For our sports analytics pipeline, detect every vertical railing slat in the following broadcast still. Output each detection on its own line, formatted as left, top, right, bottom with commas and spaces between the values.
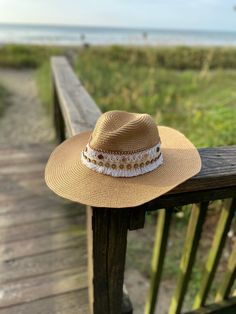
215, 241, 236, 302
193, 198, 236, 309
184, 297, 236, 314
169, 202, 209, 314
145, 208, 173, 314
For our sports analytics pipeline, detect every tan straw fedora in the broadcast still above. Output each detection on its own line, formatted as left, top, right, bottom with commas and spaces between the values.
45, 110, 201, 208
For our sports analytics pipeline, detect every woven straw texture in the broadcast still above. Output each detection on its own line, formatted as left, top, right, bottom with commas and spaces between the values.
90, 111, 160, 152
45, 111, 201, 208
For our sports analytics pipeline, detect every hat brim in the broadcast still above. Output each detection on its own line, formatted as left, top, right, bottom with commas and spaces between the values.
45, 126, 201, 208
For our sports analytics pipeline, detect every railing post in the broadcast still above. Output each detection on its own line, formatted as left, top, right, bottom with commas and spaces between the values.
87, 206, 145, 314
52, 78, 65, 143
87, 206, 129, 314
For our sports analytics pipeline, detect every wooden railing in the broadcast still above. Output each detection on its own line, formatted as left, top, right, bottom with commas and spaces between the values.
51, 56, 236, 314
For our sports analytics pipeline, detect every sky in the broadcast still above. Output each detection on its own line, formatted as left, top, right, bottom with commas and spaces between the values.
0, 0, 236, 31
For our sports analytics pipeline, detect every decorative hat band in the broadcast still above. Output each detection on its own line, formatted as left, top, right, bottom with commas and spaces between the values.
81, 142, 163, 177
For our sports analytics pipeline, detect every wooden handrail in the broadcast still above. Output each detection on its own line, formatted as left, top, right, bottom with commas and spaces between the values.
171, 146, 236, 193
51, 56, 101, 137
51, 56, 133, 314
51, 56, 236, 314
51, 58, 236, 197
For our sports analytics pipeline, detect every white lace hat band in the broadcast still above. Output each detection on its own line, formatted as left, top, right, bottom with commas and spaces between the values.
81, 142, 163, 177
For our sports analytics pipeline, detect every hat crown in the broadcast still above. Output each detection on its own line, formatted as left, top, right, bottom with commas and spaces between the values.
90, 111, 160, 152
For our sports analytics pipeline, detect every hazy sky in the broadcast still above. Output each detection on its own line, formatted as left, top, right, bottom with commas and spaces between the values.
0, 0, 236, 31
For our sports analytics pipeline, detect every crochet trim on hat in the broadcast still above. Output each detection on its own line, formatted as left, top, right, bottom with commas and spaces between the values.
81, 142, 163, 177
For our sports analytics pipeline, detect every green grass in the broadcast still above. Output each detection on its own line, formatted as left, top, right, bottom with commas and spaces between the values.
76, 45, 236, 70
3, 44, 236, 69
0, 44, 62, 68
36, 61, 52, 113
76, 47, 236, 147
0, 44, 63, 114
1, 45, 236, 147
0, 84, 9, 118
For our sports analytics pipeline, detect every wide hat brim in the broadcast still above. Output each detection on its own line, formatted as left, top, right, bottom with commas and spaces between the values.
45, 126, 201, 208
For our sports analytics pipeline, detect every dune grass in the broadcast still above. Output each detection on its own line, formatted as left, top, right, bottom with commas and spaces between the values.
0, 44, 62, 68
76, 45, 236, 70
1, 44, 236, 148
0, 84, 9, 118
36, 60, 52, 114
75, 47, 236, 147
0, 44, 63, 115
34, 45, 236, 147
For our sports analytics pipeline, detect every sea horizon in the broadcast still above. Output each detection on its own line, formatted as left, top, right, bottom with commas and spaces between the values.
1, 23, 236, 47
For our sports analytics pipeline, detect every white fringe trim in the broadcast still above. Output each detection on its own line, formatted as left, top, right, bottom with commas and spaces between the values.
81, 153, 163, 177
81, 142, 163, 177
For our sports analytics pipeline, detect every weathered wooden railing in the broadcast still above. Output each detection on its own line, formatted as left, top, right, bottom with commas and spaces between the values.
51, 56, 236, 314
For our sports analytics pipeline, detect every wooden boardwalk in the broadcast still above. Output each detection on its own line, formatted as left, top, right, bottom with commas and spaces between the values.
0, 144, 89, 313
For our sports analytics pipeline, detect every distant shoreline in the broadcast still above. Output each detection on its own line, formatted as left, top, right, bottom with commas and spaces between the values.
1, 43, 236, 50
1, 24, 236, 47
1, 42, 236, 48
0, 22, 235, 35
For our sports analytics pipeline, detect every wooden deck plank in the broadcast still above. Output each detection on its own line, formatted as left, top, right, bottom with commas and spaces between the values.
0, 204, 84, 228
0, 144, 89, 312
0, 154, 50, 165
0, 232, 86, 261
0, 215, 85, 244
0, 268, 87, 308
0, 163, 46, 174
0, 290, 89, 314
1, 244, 86, 284
0, 195, 68, 214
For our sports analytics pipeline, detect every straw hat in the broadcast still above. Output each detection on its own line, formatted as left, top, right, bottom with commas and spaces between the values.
45, 111, 201, 208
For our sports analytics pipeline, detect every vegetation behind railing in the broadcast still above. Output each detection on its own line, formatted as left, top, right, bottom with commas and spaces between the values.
3, 44, 236, 69
1, 44, 235, 148
51, 56, 236, 314
0, 84, 9, 118
75, 48, 236, 147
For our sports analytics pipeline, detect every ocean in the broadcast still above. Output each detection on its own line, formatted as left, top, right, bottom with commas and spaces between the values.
0, 23, 236, 46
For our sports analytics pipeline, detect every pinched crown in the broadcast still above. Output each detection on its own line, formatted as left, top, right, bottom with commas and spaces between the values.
89, 111, 160, 152
81, 111, 163, 177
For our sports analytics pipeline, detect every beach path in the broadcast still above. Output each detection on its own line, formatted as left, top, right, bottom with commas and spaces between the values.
0, 68, 172, 314
0, 69, 89, 314
0, 68, 54, 145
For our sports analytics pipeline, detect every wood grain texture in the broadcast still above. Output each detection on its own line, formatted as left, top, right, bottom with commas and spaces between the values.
86, 206, 94, 314
0, 267, 87, 308
51, 56, 101, 137
53, 80, 66, 142
0, 232, 86, 261
0, 205, 83, 228
0, 290, 89, 314
128, 207, 146, 230
0, 144, 89, 312
87, 206, 133, 313
126, 186, 236, 212
89, 207, 130, 314
171, 146, 236, 194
